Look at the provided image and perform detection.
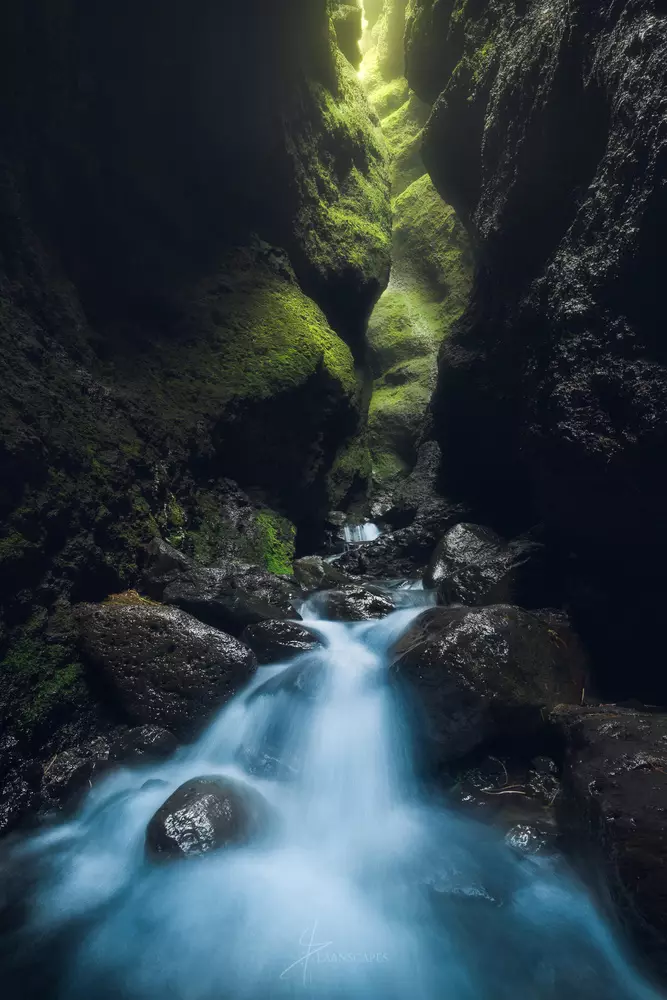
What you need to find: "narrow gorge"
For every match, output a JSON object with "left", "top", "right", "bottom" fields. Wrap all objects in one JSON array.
[{"left": 1, "top": 1, "right": 667, "bottom": 997}]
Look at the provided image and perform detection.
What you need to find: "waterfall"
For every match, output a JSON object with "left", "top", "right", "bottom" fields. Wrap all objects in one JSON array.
[
  {"left": 4, "top": 587, "right": 661, "bottom": 1000},
  {"left": 343, "top": 523, "right": 381, "bottom": 545}
]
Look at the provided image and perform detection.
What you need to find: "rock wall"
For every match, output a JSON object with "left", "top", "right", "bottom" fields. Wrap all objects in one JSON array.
[
  {"left": 406, "top": 0, "right": 667, "bottom": 702},
  {"left": 0, "top": 2, "right": 390, "bottom": 760}
]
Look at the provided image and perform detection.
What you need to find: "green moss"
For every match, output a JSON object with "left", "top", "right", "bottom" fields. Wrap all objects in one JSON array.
[
  {"left": 183, "top": 489, "right": 297, "bottom": 575},
  {"left": 381, "top": 93, "right": 430, "bottom": 196},
  {"left": 327, "top": 430, "right": 372, "bottom": 508},
  {"left": 293, "top": 50, "right": 391, "bottom": 294},
  {"left": 393, "top": 173, "right": 473, "bottom": 314},
  {"left": 188, "top": 260, "right": 358, "bottom": 403},
  {"left": 256, "top": 512, "right": 296, "bottom": 576},
  {"left": 366, "top": 77, "right": 410, "bottom": 119},
  {"left": 0, "top": 612, "right": 87, "bottom": 732}
]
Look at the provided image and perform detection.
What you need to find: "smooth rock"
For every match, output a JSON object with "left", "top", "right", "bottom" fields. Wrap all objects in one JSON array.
[
  {"left": 392, "top": 605, "right": 586, "bottom": 762},
  {"left": 424, "top": 523, "right": 547, "bottom": 607},
  {"left": 146, "top": 775, "right": 270, "bottom": 860},
  {"left": 241, "top": 620, "right": 322, "bottom": 665},
  {"left": 142, "top": 538, "right": 194, "bottom": 600},
  {"left": 75, "top": 602, "right": 256, "bottom": 737}
]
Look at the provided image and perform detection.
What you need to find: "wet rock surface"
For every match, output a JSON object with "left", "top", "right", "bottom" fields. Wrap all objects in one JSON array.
[
  {"left": 406, "top": 0, "right": 667, "bottom": 702},
  {"left": 75, "top": 601, "right": 256, "bottom": 737},
  {"left": 392, "top": 605, "right": 586, "bottom": 762},
  {"left": 162, "top": 564, "right": 301, "bottom": 637},
  {"left": 292, "top": 556, "right": 352, "bottom": 593},
  {"left": 241, "top": 621, "right": 322, "bottom": 665},
  {"left": 424, "top": 523, "right": 548, "bottom": 608},
  {"left": 311, "top": 585, "right": 396, "bottom": 622},
  {"left": 146, "top": 776, "right": 269, "bottom": 860},
  {"left": 553, "top": 705, "right": 667, "bottom": 971}
]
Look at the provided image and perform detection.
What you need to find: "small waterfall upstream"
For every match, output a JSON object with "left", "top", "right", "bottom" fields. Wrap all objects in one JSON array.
[
  {"left": 4, "top": 585, "right": 662, "bottom": 1000},
  {"left": 343, "top": 523, "right": 381, "bottom": 545}
]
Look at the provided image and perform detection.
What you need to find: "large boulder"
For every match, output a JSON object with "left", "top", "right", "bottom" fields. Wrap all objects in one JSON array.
[
  {"left": 146, "top": 775, "right": 270, "bottom": 860},
  {"left": 75, "top": 601, "right": 256, "bottom": 736},
  {"left": 241, "top": 621, "right": 322, "bottom": 665},
  {"left": 552, "top": 705, "right": 667, "bottom": 972},
  {"left": 424, "top": 523, "right": 548, "bottom": 608},
  {"left": 162, "top": 565, "right": 302, "bottom": 637},
  {"left": 392, "top": 605, "right": 586, "bottom": 762}
]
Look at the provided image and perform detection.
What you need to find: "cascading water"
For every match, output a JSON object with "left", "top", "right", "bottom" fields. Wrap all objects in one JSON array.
[
  {"left": 3, "top": 585, "right": 663, "bottom": 1000},
  {"left": 343, "top": 523, "right": 381, "bottom": 545}
]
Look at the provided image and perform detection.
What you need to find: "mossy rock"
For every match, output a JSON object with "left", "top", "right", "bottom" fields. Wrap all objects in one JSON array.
[
  {"left": 289, "top": 49, "right": 392, "bottom": 345},
  {"left": 332, "top": 4, "right": 363, "bottom": 69},
  {"left": 382, "top": 92, "right": 430, "bottom": 196},
  {"left": 0, "top": 608, "right": 91, "bottom": 738}
]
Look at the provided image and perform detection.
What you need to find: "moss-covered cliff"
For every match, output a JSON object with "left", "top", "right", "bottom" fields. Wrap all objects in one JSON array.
[
  {"left": 0, "top": 0, "right": 390, "bottom": 772},
  {"left": 360, "top": 0, "right": 472, "bottom": 490}
]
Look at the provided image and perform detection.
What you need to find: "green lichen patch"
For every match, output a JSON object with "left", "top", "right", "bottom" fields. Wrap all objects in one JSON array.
[{"left": 255, "top": 512, "right": 296, "bottom": 576}]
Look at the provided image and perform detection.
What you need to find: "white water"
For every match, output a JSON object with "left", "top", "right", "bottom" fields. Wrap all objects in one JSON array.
[
  {"left": 343, "top": 523, "right": 381, "bottom": 544},
  {"left": 5, "top": 586, "right": 663, "bottom": 1000}
]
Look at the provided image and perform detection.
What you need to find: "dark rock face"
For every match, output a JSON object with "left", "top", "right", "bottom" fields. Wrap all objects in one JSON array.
[
  {"left": 162, "top": 565, "right": 301, "bottom": 637},
  {"left": 312, "top": 586, "right": 395, "bottom": 622},
  {"left": 424, "top": 523, "right": 547, "bottom": 608},
  {"left": 146, "top": 776, "right": 269, "bottom": 860},
  {"left": 339, "top": 443, "right": 465, "bottom": 579},
  {"left": 241, "top": 621, "right": 322, "bottom": 665},
  {"left": 553, "top": 705, "right": 667, "bottom": 973},
  {"left": 75, "top": 601, "right": 256, "bottom": 736},
  {"left": 292, "top": 556, "right": 352, "bottom": 593},
  {"left": 406, "top": 0, "right": 667, "bottom": 702},
  {"left": 108, "top": 725, "right": 178, "bottom": 764},
  {"left": 392, "top": 605, "right": 586, "bottom": 762}
]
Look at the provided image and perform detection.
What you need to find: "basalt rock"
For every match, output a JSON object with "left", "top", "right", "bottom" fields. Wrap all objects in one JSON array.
[
  {"left": 162, "top": 565, "right": 301, "bottom": 637},
  {"left": 292, "top": 556, "right": 352, "bottom": 593},
  {"left": 552, "top": 705, "right": 667, "bottom": 974},
  {"left": 75, "top": 601, "right": 256, "bottom": 737},
  {"left": 241, "top": 621, "right": 322, "bottom": 665},
  {"left": 311, "top": 586, "right": 395, "bottom": 622},
  {"left": 392, "top": 605, "right": 586, "bottom": 763},
  {"left": 424, "top": 523, "right": 548, "bottom": 608},
  {"left": 146, "top": 776, "right": 270, "bottom": 860},
  {"left": 406, "top": 0, "right": 667, "bottom": 702}
]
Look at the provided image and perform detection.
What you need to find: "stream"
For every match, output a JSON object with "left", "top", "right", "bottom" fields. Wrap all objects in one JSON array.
[{"left": 3, "top": 584, "right": 662, "bottom": 1000}]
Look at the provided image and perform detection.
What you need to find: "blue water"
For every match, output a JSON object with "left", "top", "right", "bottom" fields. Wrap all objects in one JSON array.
[{"left": 4, "top": 587, "right": 663, "bottom": 1000}]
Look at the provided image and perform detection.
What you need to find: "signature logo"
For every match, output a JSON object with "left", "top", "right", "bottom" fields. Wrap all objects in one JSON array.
[{"left": 279, "top": 921, "right": 389, "bottom": 984}]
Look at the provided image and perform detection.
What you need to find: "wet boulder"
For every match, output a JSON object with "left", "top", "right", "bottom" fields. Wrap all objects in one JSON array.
[
  {"left": 75, "top": 601, "right": 256, "bottom": 737},
  {"left": 312, "top": 585, "right": 396, "bottom": 621},
  {"left": 292, "top": 556, "right": 352, "bottom": 593},
  {"left": 392, "top": 605, "right": 586, "bottom": 762},
  {"left": 552, "top": 705, "right": 667, "bottom": 970},
  {"left": 163, "top": 565, "right": 301, "bottom": 637},
  {"left": 241, "top": 620, "right": 322, "bottom": 665},
  {"left": 146, "top": 775, "right": 270, "bottom": 860},
  {"left": 424, "top": 523, "right": 547, "bottom": 608}
]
